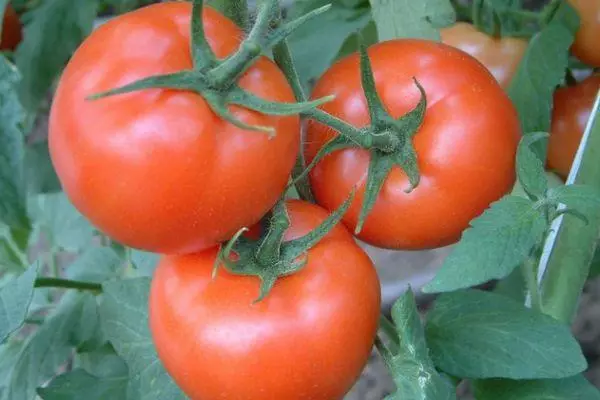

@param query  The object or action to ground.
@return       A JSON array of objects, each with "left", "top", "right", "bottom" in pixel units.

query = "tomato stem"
[
  {"left": 34, "top": 277, "right": 102, "bottom": 293},
  {"left": 521, "top": 255, "right": 541, "bottom": 311},
  {"left": 255, "top": 201, "right": 289, "bottom": 266}
]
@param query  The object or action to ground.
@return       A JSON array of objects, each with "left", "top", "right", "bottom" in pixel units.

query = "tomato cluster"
[{"left": 46, "top": 0, "right": 595, "bottom": 398}]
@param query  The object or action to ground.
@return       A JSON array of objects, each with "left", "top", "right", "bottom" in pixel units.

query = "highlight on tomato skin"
[
  {"left": 440, "top": 22, "right": 528, "bottom": 89},
  {"left": 305, "top": 39, "right": 521, "bottom": 250},
  {"left": 48, "top": 2, "right": 301, "bottom": 254},
  {"left": 149, "top": 200, "right": 382, "bottom": 400},
  {"left": 548, "top": 74, "right": 600, "bottom": 179},
  {"left": 1, "top": 4, "right": 22, "bottom": 51}
]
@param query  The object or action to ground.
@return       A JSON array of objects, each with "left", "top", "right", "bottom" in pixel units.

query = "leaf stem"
[
  {"left": 374, "top": 334, "right": 395, "bottom": 371},
  {"left": 379, "top": 314, "right": 399, "bottom": 353},
  {"left": 2, "top": 228, "right": 29, "bottom": 269},
  {"left": 522, "top": 256, "right": 541, "bottom": 310},
  {"left": 34, "top": 277, "right": 102, "bottom": 292}
]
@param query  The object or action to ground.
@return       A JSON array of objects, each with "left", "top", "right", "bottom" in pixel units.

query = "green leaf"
[
  {"left": 423, "top": 196, "right": 547, "bottom": 293},
  {"left": 0, "top": 55, "right": 29, "bottom": 231},
  {"left": 129, "top": 249, "right": 159, "bottom": 276},
  {"left": 473, "top": 375, "right": 600, "bottom": 400},
  {"left": 74, "top": 343, "right": 128, "bottom": 378},
  {"left": 384, "top": 290, "right": 456, "bottom": 400},
  {"left": 67, "top": 247, "right": 123, "bottom": 283},
  {"left": 508, "top": 2, "right": 579, "bottom": 136},
  {"left": 425, "top": 290, "right": 587, "bottom": 379},
  {"left": 547, "top": 184, "right": 600, "bottom": 219},
  {"left": 100, "top": 278, "right": 186, "bottom": 400},
  {"left": 369, "top": 0, "right": 455, "bottom": 41},
  {"left": 15, "top": 0, "right": 98, "bottom": 110},
  {"left": 0, "top": 264, "right": 36, "bottom": 343},
  {"left": 287, "top": 0, "right": 370, "bottom": 83},
  {"left": 37, "top": 369, "right": 128, "bottom": 400},
  {"left": 336, "top": 20, "right": 378, "bottom": 59},
  {"left": 71, "top": 294, "right": 105, "bottom": 352},
  {"left": 29, "top": 192, "right": 95, "bottom": 251},
  {"left": 517, "top": 132, "right": 548, "bottom": 199},
  {"left": 0, "top": 0, "right": 8, "bottom": 34},
  {"left": 4, "top": 292, "right": 94, "bottom": 400},
  {"left": 0, "top": 340, "right": 21, "bottom": 392},
  {"left": 25, "top": 142, "right": 61, "bottom": 194}
]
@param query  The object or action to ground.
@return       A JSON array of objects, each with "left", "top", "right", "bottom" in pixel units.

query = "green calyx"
[
  {"left": 298, "top": 42, "right": 427, "bottom": 234},
  {"left": 214, "top": 192, "right": 354, "bottom": 302},
  {"left": 88, "top": 0, "right": 333, "bottom": 135}
]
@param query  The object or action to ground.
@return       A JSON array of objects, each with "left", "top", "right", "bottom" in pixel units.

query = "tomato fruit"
[
  {"left": 305, "top": 39, "right": 520, "bottom": 250},
  {"left": 49, "top": 2, "right": 300, "bottom": 254},
  {"left": 548, "top": 74, "right": 600, "bottom": 179},
  {"left": 1, "top": 4, "right": 22, "bottom": 51},
  {"left": 150, "top": 200, "right": 381, "bottom": 400},
  {"left": 440, "top": 23, "right": 527, "bottom": 89},
  {"left": 568, "top": 0, "right": 600, "bottom": 67}
]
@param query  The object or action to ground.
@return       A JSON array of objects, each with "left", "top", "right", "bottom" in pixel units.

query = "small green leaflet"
[
  {"left": 129, "top": 249, "right": 160, "bottom": 276},
  {"left": 0, "top": 264, "right": 37, "bottom": 343},
  {"left": 25, "top": 142, "right": 62, "bottom": 194},
  {"left": 473, "top": 375, "right": 600, "bottom": 400},
  {"left": 423, "top": 196, "right": 547, "bottom": 293},
  {"left": 15, "top": 0, "right": 98, "bottom": 110},
  {"left": 67, "top": 246, "right": 123, "bottom": 283},
  {"left": 37, "top": 369, "right": 128, "bottom": 400},
  {"left": 425, "top": 290, "right": 586, "bottom": 380},
  {"left": 546, "top": 184, "right": 600, "bottom": 219},
  {"left": 508, "top": 2, "right": 579, "bottom": 135},
  {"left": 0, "top": 55, "right": 29, "bottom": 231},
  {"left": 369, "top": 0, "right": 455, "bottom": 41},
  {"left": 4, "top": 292, "right": 98, "bottom": 400},
  {"left": 100, "top": 278, "right": 186, "bottom": 400},
  {"left": 0, "top": 0, "right": 8, "bottom": 35},
  {"left": 517, "top": 132, "right": 549, "bottom": 199},
  {"left": 383, "top": 290, "right": 456, "bottom": 400},
  {"left": 74, "top": 343, "right": 128, "bottom": 379}
]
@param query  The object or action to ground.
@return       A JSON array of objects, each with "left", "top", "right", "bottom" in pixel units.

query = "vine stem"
[
  {"left": 379, "top": 313, "right": 399, "bottom": 354},
  {"left": 35, "top": 277, "right": 102, "bottom": 292},
  {"left": 522, "top": 256, "right": 541, "bottom": 311}
]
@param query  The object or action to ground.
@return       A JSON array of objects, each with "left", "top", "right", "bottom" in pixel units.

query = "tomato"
[
  {"left": 440, "top": 23, "right": 527, "bottom": 89},
  {"left": 305, "top": 39, "right": 520, "bottom": 250},
  {"left": 49, "top": 3, "right": 299, "bottom": 254},
  {"left": 150, "top": 200, "right": 381, "bottom": 400},
  {"left": 568, "top": 0, "right": 600, "bottom": 67},
  {"left": 1, "top": 4, "right": 22, "bottom": 51},
  {"left": 548, "top": 74, "right": 600, "bottom": 179}
]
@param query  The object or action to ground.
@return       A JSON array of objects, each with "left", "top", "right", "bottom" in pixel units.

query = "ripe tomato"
[
  {"left": 568, "top": 0, "right": 600, "bottom": 67},
  {"left": 548, "top": 74, "right": 600, "bottom": 179},
  {"left": 440, "top": 23, "right": 527, "bottom": 89},
  {"left": 1, "top": 4, "right": 22, "bottom": 51},
  {"left": 306, "top": 39, "right": 520, "bottom": 250},
  {"left": 49, "top": 3, "right": 299, "bottom": 254},
  {"left": 150, "top": 200, "right": 381, "bottom": 400}
]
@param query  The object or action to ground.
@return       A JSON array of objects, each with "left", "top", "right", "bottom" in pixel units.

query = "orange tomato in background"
[
  {"left": 568, "top": 0, "right": 600, "bottom": 67},
  {"left": 440, "top": 23, "right": 527, "bottom": 89}
]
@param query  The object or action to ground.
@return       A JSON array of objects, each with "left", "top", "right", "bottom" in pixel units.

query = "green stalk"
[
  {"left": 35, "top": 277, "right": 102, "bottom": 292},
  {"left": 540, "top": 93, "right": 600, "bottom": 323}
]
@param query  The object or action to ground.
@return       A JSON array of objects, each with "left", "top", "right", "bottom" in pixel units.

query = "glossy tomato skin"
[
  {"left": 49, "top": 3, "right": 299, "bottom": 254},
  {"left": 568, "top": 0, "right": 600, "bottom": 67},
  {"left": 548, "top": 75, "right": 600, "bottom": 178},
  {"left": 306, "top": 39, "right": 521, "bottom": 250},
  {"left": 440, "top": 23, "right": 527, "bottom": 89},
  {"left": 1, "top": 4, "right": 22, "bottom": 51},
  {"left": 150, "top": 200, "right": 381, "bottom": 400}
]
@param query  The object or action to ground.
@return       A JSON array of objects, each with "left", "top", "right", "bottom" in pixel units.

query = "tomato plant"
[
  {"left": 568, "top": 0, "right": 600, "bottom": 67},
  {"left": 440, "top": 22, "right": 527, "bottom": 88},
  {"left": 305, "top": 39, "right": 520, "bottom": 250},
  {"left": 150, "top": 200, "right": 381, "bottom": 400},
  {"left": 548, "top": 74, "right": 600, "bottom": 178},
  {"left": 0, "top": 4, "right": 21, "bottom": 51},
  {"left": 2, "top": 0, "right": 600, "bottom": 399}
]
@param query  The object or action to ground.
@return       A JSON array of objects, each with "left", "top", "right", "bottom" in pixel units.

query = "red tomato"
[
  {"left": 49, "top": 3, "right": 299, "bottom": 254},
  {"left": 440, "top": 23, "right": 527, "bottom": 89},
  {"left": 568, "top": 0, "right": 600, "bottom": 67},
  {"left": 1, "top": 4, "right": 22, "bottom": 51},
  {"left": 548, "top": 74, "right": 600, "bottom": 179},
  {"left": 150, "top": 200, "right": 381, "bottom": 400},
  {"left": 305, "top": 40, "right": 520, "bottom": 250}
]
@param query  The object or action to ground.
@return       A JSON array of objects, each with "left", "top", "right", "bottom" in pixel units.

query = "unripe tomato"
[
  {"left": 568, "top": 0, "right": 600, "bottom": 67},
  {"left": 548, "top": 74, "right": 600, "bottom": 179},
  {"left": 440, "top": 23, "right": 527, "bottom": 89},
  {"left": 306, "top": 39, "right": 520, "bottom": 250},
  {"left": 49, "top": 3, "right": 300, "bottom": 254},
  {"left": 150, "top": 200, "right": 381, "bottom": 400},
  {"left": 1, "top": 4, "right": 22, "bottom": 51}
]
